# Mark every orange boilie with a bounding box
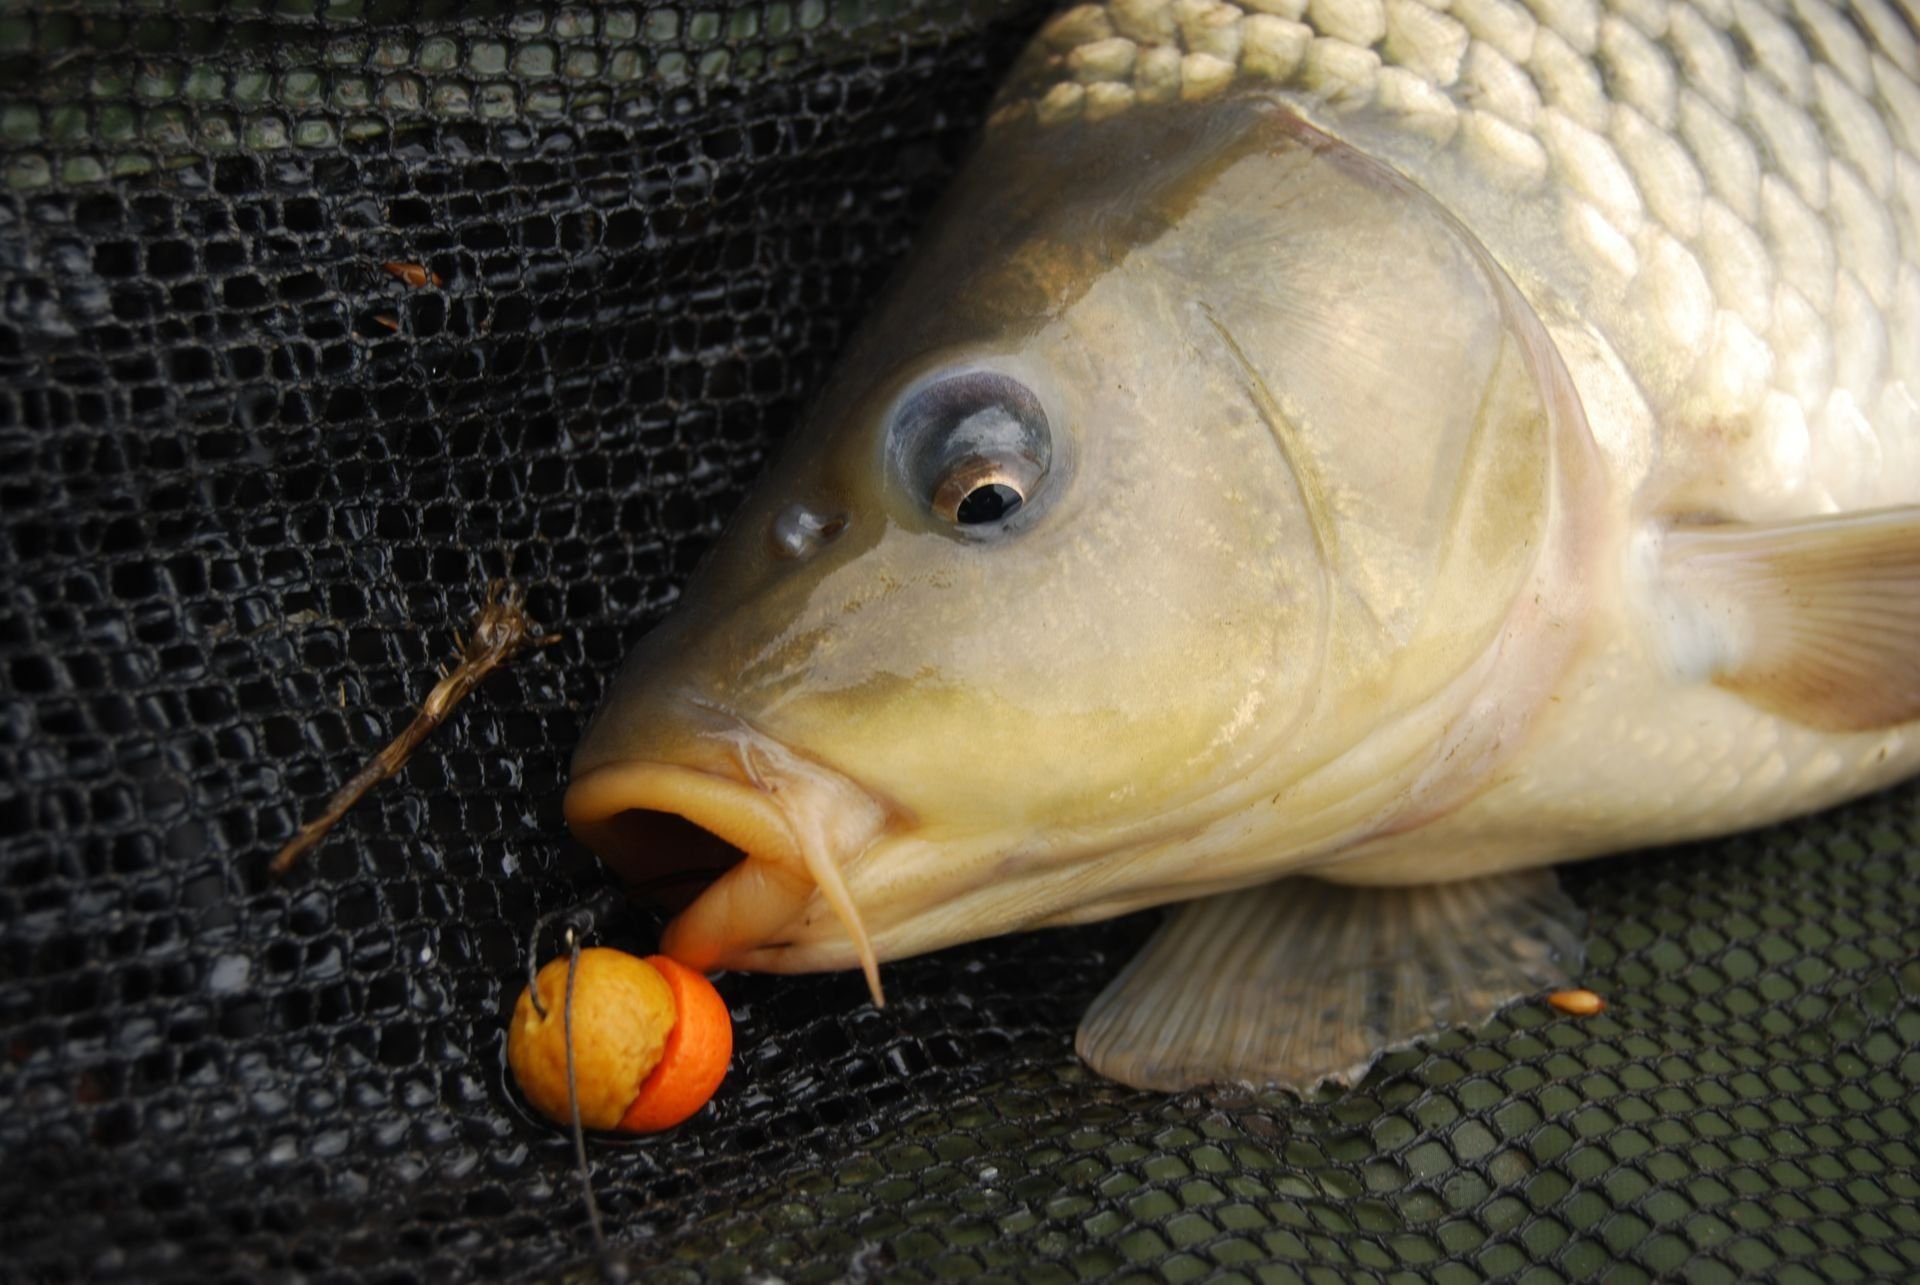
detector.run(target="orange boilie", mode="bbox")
[508,948,731,1132]
[621,956,734,1132]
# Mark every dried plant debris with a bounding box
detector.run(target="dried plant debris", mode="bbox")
[270,580,560,875]
[381,260,443,289]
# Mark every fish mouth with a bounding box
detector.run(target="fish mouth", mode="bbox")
[563,733,893,1003]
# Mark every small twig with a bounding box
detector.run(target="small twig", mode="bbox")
[270,579,561,875]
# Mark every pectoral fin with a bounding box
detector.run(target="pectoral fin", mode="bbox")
[1076,872,1584,1092]
[1656,507,1920,733]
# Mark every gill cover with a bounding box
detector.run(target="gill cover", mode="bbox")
[569,94,1599,970]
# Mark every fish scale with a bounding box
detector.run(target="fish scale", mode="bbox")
[995,0,1920,518]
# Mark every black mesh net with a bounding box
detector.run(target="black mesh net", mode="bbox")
[3,3,1917,1281]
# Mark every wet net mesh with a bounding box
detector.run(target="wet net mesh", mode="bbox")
[2,2,1917,1280]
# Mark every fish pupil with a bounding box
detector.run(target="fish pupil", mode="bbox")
[956,482,1022,524]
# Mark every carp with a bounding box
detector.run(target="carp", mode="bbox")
[568,0,1920,1089]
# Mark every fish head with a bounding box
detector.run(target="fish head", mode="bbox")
[566,95,1605,988]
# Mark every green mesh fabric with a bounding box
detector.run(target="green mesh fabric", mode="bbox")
[2,2,1917,1281]
[626,803,1920,1284]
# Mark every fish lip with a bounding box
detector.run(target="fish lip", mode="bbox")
[564,738,896,977]
[565,758,804,873]
[564,758,815,970]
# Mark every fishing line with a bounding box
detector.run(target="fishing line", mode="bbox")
[525,906,574,1020]
[561,926,624,1278]
[525,897,630,1280]
[524,891,623,1018]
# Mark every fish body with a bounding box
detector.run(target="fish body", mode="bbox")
[567,0,1920,1089]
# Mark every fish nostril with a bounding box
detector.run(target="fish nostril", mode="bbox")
[769,502,848,559]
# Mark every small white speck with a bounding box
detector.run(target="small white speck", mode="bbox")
[208,955,252,996]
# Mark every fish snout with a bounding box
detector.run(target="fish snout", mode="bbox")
[564,700,893,984]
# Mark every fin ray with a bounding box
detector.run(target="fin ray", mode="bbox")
[1077,871,1584,1092]
[1660,507,1920,733]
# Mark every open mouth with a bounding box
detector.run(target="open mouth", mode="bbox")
[563,741,892,1002]
[587,811,752,912]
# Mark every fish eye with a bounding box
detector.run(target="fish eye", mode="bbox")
[889,371,1052,535]
[932,456,1034,525]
